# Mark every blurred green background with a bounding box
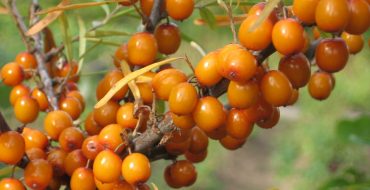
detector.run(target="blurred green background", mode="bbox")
[0,1,370,190]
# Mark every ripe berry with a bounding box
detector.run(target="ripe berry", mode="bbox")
[188,127,208,154]
[315,0,350,32]
[58,61,79,82]
[152,68,187,100]
[195,51,223,87]
[257,107,280,129]
[66,90,85,111]
[59,127,84,152]
[128,32,158,66]
[345,0,370,35]
[292,0,320,24]
[169,128,191,143]
[96,70,128,101]
[70,167,96,190]
[278,53,311,89]
[0,178,25,190]
[286,89,299,106]
[31,88,49,111]
[0,131,25,165]
[14,95,39,123]
[24,159,53,190]
[94,150,122,183]
[170,112,195,130]
[84,112,103,135]
[308,71,333,100]
[185,150,207,163]
[248,2,278,23]
[166,0,194,20]
[140,0,155,17]
[64,149,88,176]
[15,52,37,78]
[44,110,73,140]
[227,80,260,109]
[169,160,197,187]
[137,71,156,105]
[98,124,125,151]
[81,135,104,160]
[59,96,82,120]
[341,32,364,54]
[260,70,293,107]
[154,23,181,54]
[169,82,198,115]
[226,109,254,139]
[114,43,129,67]
[205,124,227,140]
[93,100,120,127]
[9,84,30,106]
[238,15,273,51]
[22,127,48,150]
[116,103,138,130]
[315,38,349,73]
[272,18,305,55]
[1,62,24,86]
[26,148,47,160]
[192,96,227,132]
[165,137,191,156]
[243,98,274,123]
[219,135,246,150]
[47,148,68,177]
[122,153,151,185]
[164,165,182,188]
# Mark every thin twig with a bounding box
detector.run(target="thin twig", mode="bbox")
[217,0,237,43]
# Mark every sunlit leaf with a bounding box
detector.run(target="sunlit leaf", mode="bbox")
[120,60,141,101]
[248,0,280,32]
[199,7,216,29]
[77,16,86,74]
[136,76,153,84]
[59,13,73,62]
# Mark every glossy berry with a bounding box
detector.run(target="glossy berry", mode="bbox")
[116,103,138,130]
[70,167,96,190]
[195,51,223,87]
[64,149,88,176]
[94,150,122,183]
[128,32,158,66]
[66,90,85,111]
[166,0,194,20]
[165,137,191,156]
[31,88,49,111]
[44,110,73,140]
[188,127,209,154]
[308,71,333,100]
[98,124,125,151]
[47,149,68,177]
[341,32,364,54]
[122,153,151,185]
[205,124,227,140]
[227,80,260,109]
[170,112,195,130]
[169,82,198,115]
[0,178,25,190]
[154,23,181,54]
[257,107,280,129]
[0,131,25,165]
[193,96,227,132]
[248,2,278,23]
[26,148,47,160]
[168,128,191,143]
[1,62,24,86]
[278,53,311,89]
[345,0,370,35]
[152,68,187,100]
[93,100,120,127]
[226,109,254,139]
[15,52,37,78]
[9,84,30,106]
[286,89,299,106]
[58,61,79,82]
[22,127,48,150]
[114,43,129,67]
[292,0,320,24]
[185,150,207,163]
[238,15,273,51]
[243,97,274,123]
[164,165,182,188]
[59,127,84,152]
[169,160,197,187]
[84,112,104,136]
[261,70,293,107]
[272,18,305,55]
[24,159,53,190]
[219,135,246,150]
[14,95,39,123]
[59,96,82,120]
[137,71,156,105]
[315,38,349,73]
[140,0,155,17]
[81,135,104,160]
[315,0,350,32]
[96,70,128,101]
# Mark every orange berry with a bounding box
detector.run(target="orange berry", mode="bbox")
[128,32,158,66]
[272,18,305,55]
[341,32,365,54]
[93,100,120,127]
[0,62,24,86]
[122,153,151,185]
[59,127,84,152]
[227,80,260,109]
[315,0,350,32]
[170,160,197,187]
[24,159,53,190]
[315,38,349,73]
[170,112,195,130]
[96,70,128,101]
[166,0,194,20]
[58,61,79,82]
[169,82,198,115]
[0,131,25,165]
[205,124,227,140]
[59,96,82,120]
[278,53,311,89]
[98,124,125,151]
[164,165,182,188]
[22,127,48,150]
[70,167,96,190]
[188,127,208,154]
[152,68,187,100]
[345,0,370,34]
[81,135,104,160]
[140,0,155,17]
[47,148,67,177]
[0,178,25,190]
[286,89,299,106]
[116,103,138,130]
[64,149,88,176]
[165,137,191,156]
[260,70,293,107]
[84,112,104,136]
[194,51,223,87]
[15,52,37,78]
[308,71,333,100]
[114,43,129,67]
[219,135,246,150]
[94,150,122,183]
[248,2,278,23]
[185,150,207,163]
[44,110,73,140]
[226,108,254,139]
[154,23,181,54]
[192,96,227,132]
[243,98,274,123]
[14,95,39,123]
[31,88,49,111]
[238,15,273,51]
[257,107,280,129]
[168,128,191,143]
[26,148,46,160]
[9,84,30,106]
[137,71,156,105]
[292,0,320,24]
[66,90,85,111]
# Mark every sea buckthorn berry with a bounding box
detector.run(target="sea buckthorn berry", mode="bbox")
[261,70,293,107]
[170,160,197,187]
[166,0,194,20]
[345,0,370,34]
[66,81,79,91]
[24,159,53,190]
[169,82,198,115]
[218,44,243,66]
[97,70,128,101]
[0,178,25,190]
[169,128,191,143]
[205,124,227,140]
[14,95,39,124]
[15,52,37,78]
[0,131,25,165]
[22,127,48,150]
[128,32,158,66]
[238,15,273,51]
[185,150,207,163]
[84,112,103,135]
[122,153,151,185]
[47,177,62,190]
[308,71,333,100]
[137,71,156,105]
[140,0,154,17]
[218,48,257,83]
[164,165,182,188]
[66,90,85,111]
[171,112,195,130]
[64,149,88,176]
[257,107,280,129]
[114,43,129,67]
[278,53,311,89]
[227,80,260,109]
[119,0,138,6]
[26,148,47,160]
[292,0,320,24]
[315,38,349,73]
[195,51,223,87]
[192,96,227,133]
[9,84,30,106]
[59,127,84,152]
[47,149,68,177]
[154,23,181,54]
[341,32,365,54]
[98,124,125,151]
[31,88,49,111]
[94,150,122,183]
[70,167,96,190]
[93,100,120,127]
[315,0,350,32]
[94,177,119,190]
[59,96,82,120]
[116,103,138,130]
[244,98,274,123]
[82,135,104,160]
[313,27,321,40]
[286,89,299,106]
[1,62,24,86]
[220,135,246,150]
[188,127,208,154]
[165,137,191,156]
[248,2,278,23]
[272,18,305,55]
[226,109,254,139]
[152,68,187,100]
[44,110,73,140]
[58,61,79,82]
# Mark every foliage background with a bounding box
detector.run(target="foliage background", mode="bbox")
[0,1,369,189]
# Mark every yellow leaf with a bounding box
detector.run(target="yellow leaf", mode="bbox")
[120,60,141,101]
[26,0,69,36]
[136,76,153,84]
[194,14,246,26]
[151,183,159,190]
[248,0,280,32]
[95,57,184,109]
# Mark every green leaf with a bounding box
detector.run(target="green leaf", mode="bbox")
[318,177,350,190]
[86,30,131,38]
[199,7,216,29]
[156,100,166,114]
[77,16,86,74]
[59,13,73,62]
[336,116,370,145]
